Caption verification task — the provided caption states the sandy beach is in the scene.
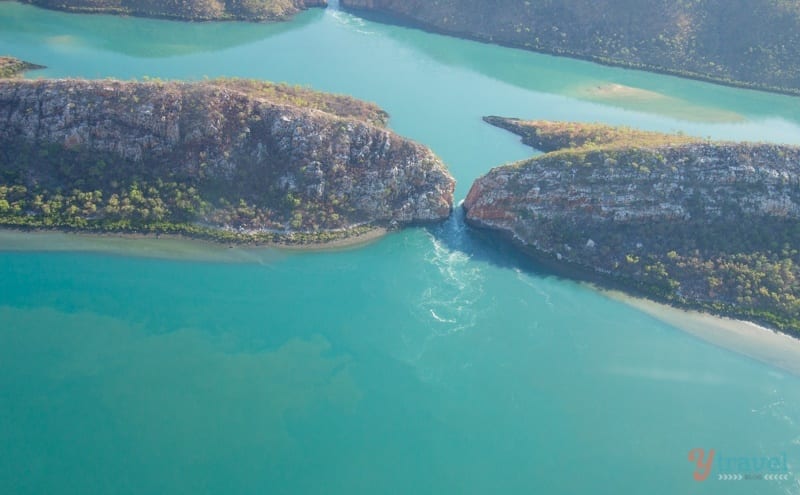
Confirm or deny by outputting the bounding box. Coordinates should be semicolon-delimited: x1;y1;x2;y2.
604;289;800;376
277;227;388;252
0;227;387;263
571;82;745;123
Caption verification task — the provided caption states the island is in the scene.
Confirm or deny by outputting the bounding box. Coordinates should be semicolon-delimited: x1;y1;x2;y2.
0;78;455;245
19;0;327;21
464;117;800;333
0;57;44;78
340;0;800;96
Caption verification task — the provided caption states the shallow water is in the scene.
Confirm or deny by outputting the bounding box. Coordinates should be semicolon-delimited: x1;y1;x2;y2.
2;3;800;494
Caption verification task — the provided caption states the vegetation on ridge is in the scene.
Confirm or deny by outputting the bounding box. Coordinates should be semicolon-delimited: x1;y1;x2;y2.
211;79;388;127
466;118;800;333
0;56;44;78
482;117;698;153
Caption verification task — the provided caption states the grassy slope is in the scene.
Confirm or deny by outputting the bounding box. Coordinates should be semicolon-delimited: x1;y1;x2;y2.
214;79;388;127
482;116;698;153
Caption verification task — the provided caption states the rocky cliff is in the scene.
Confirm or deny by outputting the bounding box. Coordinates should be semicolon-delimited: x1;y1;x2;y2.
20;0;327;21
465;118;800;332
341;0;800;96
0;79;454;244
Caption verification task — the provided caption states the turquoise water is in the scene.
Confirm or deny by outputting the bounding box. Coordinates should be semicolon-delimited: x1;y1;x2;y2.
2;3;800;493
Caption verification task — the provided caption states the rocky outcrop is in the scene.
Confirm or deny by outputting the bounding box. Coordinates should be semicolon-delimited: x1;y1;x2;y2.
340;0;800;96
465;118;800;332
0;57;44;78
20;0;327;21
0;79;454;244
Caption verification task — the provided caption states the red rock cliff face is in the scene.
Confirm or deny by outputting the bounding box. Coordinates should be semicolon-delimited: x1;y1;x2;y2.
0;79;454;237
464;118;800;332
465;119;800;253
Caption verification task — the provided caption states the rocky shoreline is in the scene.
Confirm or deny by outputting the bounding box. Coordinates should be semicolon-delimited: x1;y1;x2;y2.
18;0;328;22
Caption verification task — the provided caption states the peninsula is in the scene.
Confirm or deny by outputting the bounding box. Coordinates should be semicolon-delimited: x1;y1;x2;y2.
464;118;800;333
19;0;326;21
0;57;44;78
341;0;800;96
0;78;455;245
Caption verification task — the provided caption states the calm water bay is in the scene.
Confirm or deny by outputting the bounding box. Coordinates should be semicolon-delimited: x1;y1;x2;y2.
2;3;800;494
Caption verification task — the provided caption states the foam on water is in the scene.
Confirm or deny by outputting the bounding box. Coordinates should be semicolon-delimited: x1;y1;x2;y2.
418;225;485;336
328;6;374;35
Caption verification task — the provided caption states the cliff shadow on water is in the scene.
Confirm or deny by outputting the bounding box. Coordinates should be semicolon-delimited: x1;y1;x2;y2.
0;2;327;59
423;206;570;280
337;4;800;125
463;118;800;335
439;211;717;311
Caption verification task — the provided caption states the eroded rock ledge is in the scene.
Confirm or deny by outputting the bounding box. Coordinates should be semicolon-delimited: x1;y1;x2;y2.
465;117;800;332
19;0;327;22
0;79;454;245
